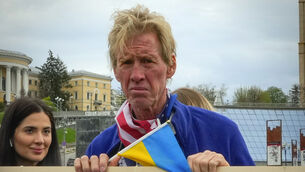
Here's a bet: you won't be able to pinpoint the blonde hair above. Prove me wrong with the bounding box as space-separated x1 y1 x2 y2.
108 5 176 69
172 87 215 111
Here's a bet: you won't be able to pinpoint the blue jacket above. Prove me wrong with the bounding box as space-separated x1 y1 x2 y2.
86 99 255 166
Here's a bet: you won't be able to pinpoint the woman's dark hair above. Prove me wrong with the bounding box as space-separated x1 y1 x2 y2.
0 97 61 166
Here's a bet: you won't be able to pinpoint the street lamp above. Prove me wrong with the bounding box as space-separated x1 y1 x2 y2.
55 97 66 165
282 142 291 166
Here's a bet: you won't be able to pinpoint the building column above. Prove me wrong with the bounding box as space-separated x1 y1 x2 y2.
0 68 2 90
22 69 29 96
16 67 21 98
5 66 11 103
300 0 305 106
11 68 16 95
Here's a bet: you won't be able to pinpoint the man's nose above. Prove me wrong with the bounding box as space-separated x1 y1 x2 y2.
130 62 145 82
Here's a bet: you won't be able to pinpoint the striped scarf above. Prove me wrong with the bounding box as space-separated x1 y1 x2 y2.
115 101 159 146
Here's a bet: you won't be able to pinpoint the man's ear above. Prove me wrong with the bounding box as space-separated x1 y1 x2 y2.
167 54 176 78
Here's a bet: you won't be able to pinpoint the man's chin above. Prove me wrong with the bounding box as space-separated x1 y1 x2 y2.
129 98 151 108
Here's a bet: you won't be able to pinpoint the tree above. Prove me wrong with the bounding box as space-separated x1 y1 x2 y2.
266 86 288 103
192 83 227 104
36 50 72 108
233 86 264 103
247 86 263 103
217 84 228 104
42 96 57 111
193 84 217 103
233 87 248 103
289 84 300 105
258 91 271 103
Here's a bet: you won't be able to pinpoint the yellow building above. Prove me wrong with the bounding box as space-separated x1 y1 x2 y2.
28 67 40 98
68 70 112 111
28 69 112 111
0 49 32 103
1 49 112 111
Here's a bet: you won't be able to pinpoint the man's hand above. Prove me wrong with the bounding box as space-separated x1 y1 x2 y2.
74 154 121 172
187 150 230 172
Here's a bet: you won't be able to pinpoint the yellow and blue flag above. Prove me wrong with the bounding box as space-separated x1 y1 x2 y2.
115 121 191 172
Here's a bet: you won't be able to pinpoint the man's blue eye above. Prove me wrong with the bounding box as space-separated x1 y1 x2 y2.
122 60 132 64
143 59 152 63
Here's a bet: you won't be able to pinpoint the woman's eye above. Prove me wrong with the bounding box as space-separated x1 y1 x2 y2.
25 129 33 134
43 129 51 134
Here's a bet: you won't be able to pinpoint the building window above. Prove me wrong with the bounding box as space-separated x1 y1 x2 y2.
29 80 32 85
87 92 90 100
75 81 78 86
87 81 90 86
103 107 106 111
74 91 78 100
103 84 106 89
28 91 32 97
95 106 97 110
95 93 98 101
95 82 98 88
103 94 106 102
87 105 90 111
34 91 38 97
75 105 78 110
34 80 37 86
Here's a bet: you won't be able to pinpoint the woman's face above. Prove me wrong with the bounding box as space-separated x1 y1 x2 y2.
13 112 52 166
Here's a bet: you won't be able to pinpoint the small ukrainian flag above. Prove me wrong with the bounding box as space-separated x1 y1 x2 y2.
115 121 191 172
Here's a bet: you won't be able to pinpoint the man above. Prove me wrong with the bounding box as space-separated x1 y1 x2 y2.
75 5 254 172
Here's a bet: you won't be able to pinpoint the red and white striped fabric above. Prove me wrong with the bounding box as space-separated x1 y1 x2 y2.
115 101 159 146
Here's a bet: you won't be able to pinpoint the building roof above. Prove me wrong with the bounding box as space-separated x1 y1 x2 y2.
28 67 40 77
0 49 32 64
69 70 112 81
29 68 113 81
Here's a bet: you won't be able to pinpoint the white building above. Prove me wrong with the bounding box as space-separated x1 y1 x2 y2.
0 49 32 104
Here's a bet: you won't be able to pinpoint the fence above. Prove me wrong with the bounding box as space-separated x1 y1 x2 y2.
0 166 305 172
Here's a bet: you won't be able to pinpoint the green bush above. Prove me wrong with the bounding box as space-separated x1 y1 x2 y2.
56 127 76 144
0 111 4 124
0 102 5 112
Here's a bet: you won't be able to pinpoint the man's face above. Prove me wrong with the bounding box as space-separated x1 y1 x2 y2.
114 32 176 116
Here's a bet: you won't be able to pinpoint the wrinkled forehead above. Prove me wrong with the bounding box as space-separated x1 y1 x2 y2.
119 32 162 56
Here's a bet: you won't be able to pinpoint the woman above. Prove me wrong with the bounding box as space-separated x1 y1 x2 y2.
172 87 215 111
0 97 61 166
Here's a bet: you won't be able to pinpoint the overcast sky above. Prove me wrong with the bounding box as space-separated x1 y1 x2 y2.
0 0 299 101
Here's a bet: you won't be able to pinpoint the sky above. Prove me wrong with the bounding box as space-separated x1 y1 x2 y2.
0 0 300 102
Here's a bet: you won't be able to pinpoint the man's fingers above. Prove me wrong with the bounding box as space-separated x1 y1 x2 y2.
187 150 230 172
90 155 100 172
218 154 230 166
74 158 82 172
187 153 202 172
99 153 109 172
208 158 219 172
209 154 229 172
80 155 90 172
109 155 121 166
